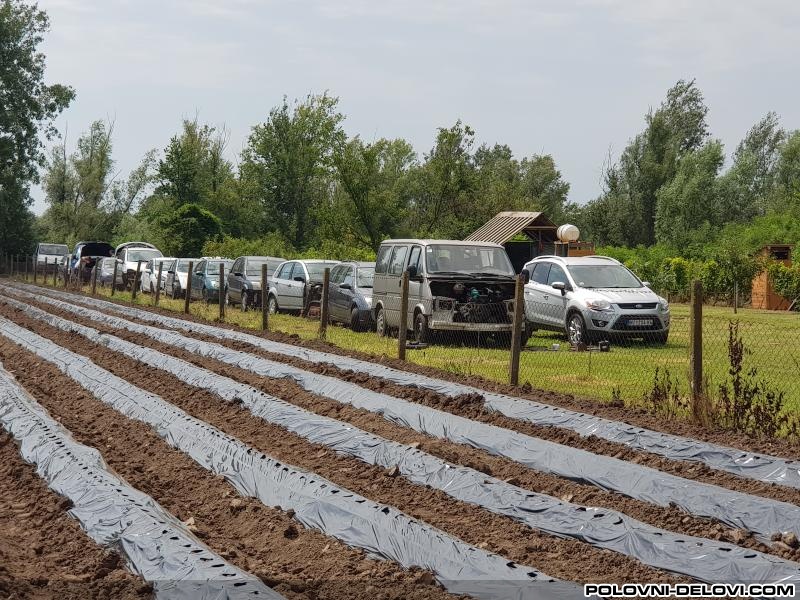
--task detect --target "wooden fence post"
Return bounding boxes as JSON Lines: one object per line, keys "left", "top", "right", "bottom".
{"left": 184, "top": 261, "right": 193, "bottom": 314}
{"left": 690, "top": 279, "right": 707, "bottom": 424}
{"left": 319, "top": 267, "right": 330, "bottom": 339}
{"left": 24, "top": 255, "right": 29, "bottom": 282}
{"left": 43, "top": 257, "right": 48, "bottom": 286}
{"left": 219, "top": 263, "right": 225, "bottom": 321}
{"left": 33, "top": 255, "right": 38, "bottom": 283}
{"left": 261, "top": 263, "right": 268, "bottom": 331}
{"left": 398, "top": 270, "right": 410, "bottom": 360}
{"left": 91, "top": 264, "right": 98, "bottom": 295}
{"left": 733, "top": 281, "right": 738, "bottom": 315}
{"left": 509, "top": 274, "right": 525, "bottom": 385}
{"left": 131, "top": 260, "right": 142, "bottom": 302}
{"left": 111, "top": 259, "right": 118, "bottom": 296}
{"left": 154, "top": 262, "right": 163, "bottom": 306}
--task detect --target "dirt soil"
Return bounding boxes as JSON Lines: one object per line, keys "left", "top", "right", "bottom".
{"left": 54, "top": 287, "right": 800, "bottom": 459}
{"left": 0, "top": 304, "right": 692, "bottom": 583}
{"left": 0, "top": 432, "right": 151, "bottom": 600}
{"left": 16, "top": 295, "right": 800, "bottom": 513}
{"left": 0, "top": 343, "right": 458, "bottom": 600}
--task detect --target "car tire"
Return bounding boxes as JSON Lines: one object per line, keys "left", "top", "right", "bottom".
{"left": 172, "top": 285, "right": 181, "bottom": 300}
{"left": 413, "top": 311, "right": 429, "bottom": 344}
{"left": 376, "top": 307, "right": 388, "bottom": 337}
{"left": 350, "top": 307, "right": 363, "bottom": 331}
{"left": 267, "top": 295, "right": 279, "bottom": 315}
{"left": 520, "top": 325, "right": 531, "bottom": 348}
{"left": 241, "top": 292, "right": 249, "bottom": 312}
{"left": 653, "top": 331, "right": 669, "bottom": 345}
{"left": 567, "top": 312, "right": 590, "bottom": 346}
{"left": 202, "top": 288, "right": 210, "bottom": 304}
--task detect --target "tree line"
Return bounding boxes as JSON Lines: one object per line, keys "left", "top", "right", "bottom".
{"left": 3, "top": 0, "right": 800, "bottom": 302}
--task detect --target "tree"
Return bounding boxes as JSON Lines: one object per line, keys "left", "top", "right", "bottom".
{"left": 240, "top": 94, "right": 345, "bottom": 249}
{"left": 332, "top": 137, "right": 416, "bottom": 251}
{"left": 156, "top": 203, "right": 222, "bottom": 257}
{"left": 0, "top": 0, "right": 74, "bottom": 253}
{"left": 519, "top": 154, "right": 571, "bottom": 223}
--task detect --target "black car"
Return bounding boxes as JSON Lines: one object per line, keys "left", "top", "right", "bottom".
{"left": 67, "top": 241, "right": 115, "bottom": 282}
{"left": 226, "top": 255, "right": 285, "bottom": 311}
{"left": 327, "top": 261, "right": 375, "bottom": 331}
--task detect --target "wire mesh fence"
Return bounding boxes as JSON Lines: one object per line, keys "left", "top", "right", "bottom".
{"left": 5, "top": 258, "right": 798, "bottom": 437}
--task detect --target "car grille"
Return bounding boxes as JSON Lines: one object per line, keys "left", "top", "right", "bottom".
{"left": 612, "top": 315, "right": 663, "bottom": 331}
{"left": 616, "top": 302, "right": 657, "bottom": 310}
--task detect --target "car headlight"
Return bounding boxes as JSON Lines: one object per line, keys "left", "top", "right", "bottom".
{"left": 585, "top": 298, "right": 612, "bottom": 311}
{"left": 363, "top": 296, "right": 372, "bottom": 307}
{"left": 210, "top": 280, "right": 219, "bottom": 288}
{"left": 659, "top": 299, "right": 670, "bottom": 312}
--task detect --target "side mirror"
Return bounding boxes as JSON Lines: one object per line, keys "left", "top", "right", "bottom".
{"left": 521, "top": 269, "right": 531, "bottom": 284}
{"left": 339, "top": 282, "right": 352, "bottom": 290}
{"left": 551, "top": 281, "right": 567, "bottom": 295}
{"left": 642, "top": 281, "right": 651, "bottom": 287}
{"left": 406, "top": 264, "right": 418, "bottom": 279}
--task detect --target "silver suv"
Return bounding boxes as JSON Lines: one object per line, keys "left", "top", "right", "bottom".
{"left": 522, "top": 256, "right": 670, "bottom": 345}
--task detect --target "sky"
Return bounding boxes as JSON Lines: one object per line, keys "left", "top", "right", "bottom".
{"left": 32, "top": 0, "right": 800, "bottom": 215}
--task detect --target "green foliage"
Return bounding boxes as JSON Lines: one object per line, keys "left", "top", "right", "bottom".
{"left": 156, "top": 203, "right": 222, "bottom": 257}
{"left": 767, "top": 262, "right": 800, "bottom": 304}
{"left": 1, "top": 0, "right": 74, "bottom": 254}
{"left": 201, "top": 233, "right": 294, "bottom": 261}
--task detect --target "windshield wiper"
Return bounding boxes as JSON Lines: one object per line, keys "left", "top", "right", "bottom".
{"left": 430, "top": 271, "right": 476, "bottom": 278}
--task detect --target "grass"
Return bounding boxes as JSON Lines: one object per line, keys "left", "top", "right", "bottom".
{"left": 24, "top": 275, "right": 800, "bottom": 413}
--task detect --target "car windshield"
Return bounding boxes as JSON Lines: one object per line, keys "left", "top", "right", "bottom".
{"left": 356, "top": 267, "right": 374, "bottom": 288}
{"left": 426, "top": 245, "right": 514, "bottom": 276}
{"left": 306, "top": 263, "right": 337, "bottom": 279}
{"left": 206, "top": 260, "right": 233, "bottom": 275}
{"left": 128, "top": 248, "right": 161, "bottom": 262}
{"left": 39, "top": 244, "right": 68, "bottom": 255}
{"left": 568, "top": 265, "right": 642, "bottom": 289}
{"left": 246, "top": 260, "right": 270, "bottom": 276}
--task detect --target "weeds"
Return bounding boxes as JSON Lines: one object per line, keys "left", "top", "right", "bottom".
{"left": 642, "top": 367, "right": 688, "bottom": 418}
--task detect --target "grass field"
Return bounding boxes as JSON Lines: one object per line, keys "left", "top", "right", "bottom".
{"left": 31, "top": 277, "right": 800, "bottom": 412}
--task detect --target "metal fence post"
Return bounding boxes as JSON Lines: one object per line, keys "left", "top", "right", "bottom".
{"left": 509, "top": 274, "right": 525, "bottom": 385}
{"left": 261, "top": 263, "right": 268, "bottom": 331}
{"left": 184, "top": 261, "right": 193, "bottom": 314}
{"left": 690, "top": 279, "right": 707, "bottom": 424}
{"left": 91, "top": 264, "right": 98, "bottom": 295}
{"left": 219, "top": 263, "right": 225, "bottom": 321}
{"left": 154, "top": 261, "right": 163, "bottom": 306}
{"left": 319, "top": 268, "right": 330, "bottom": 339}
{"left": 398, "top": 270, "right": 410, "bottom": 360}
{"left": 111, "top": 259, "right": 118, "bottom": 296}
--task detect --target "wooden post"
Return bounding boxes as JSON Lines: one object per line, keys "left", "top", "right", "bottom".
{"left": 690, "top": 279, "right": 706, "bottom": 423}
{"left": 184, "top": 261, "right": 193, "bottom": 314}
{"left": 733, "top": 281, "right": 738, "bottom": 315}
{"left": 398, "top": 270, "right": 410, "bottom": 360}
{"left": 154, "top": 261, "right": 163, "bottom": 306}
{"left": 43, "top": 257, "right": 48, "bottom": 286}
{"left": 319, "top": 267, "right": 330, "bottom": 339}
{"left": 111, "top": 259, "right": 118, "bottom": 296}
{"left": 261, "top": 263, "right": 268, "bottom": 331}
{"left": 33, "top": 255, "right": 38, "bottom": 283}
{"left": 63, "top": 260, "right": 69, "bottom": 289}
{"left": 131, "top": 260, "right": 142, "bottom": 302}
{"left": 24, "top": 255, "right": 29, "bottom": 282}
{"left": 11, "top": 254, "right": 15, "bottom": 278}
{"left": 91, "top": 264, "right": 98, "bottom": 295}
{"left": 509, "top": 274, "right": 525, "bottom": 385}
{"left": 219, "top": 263, "right": 225, "bottom": 321}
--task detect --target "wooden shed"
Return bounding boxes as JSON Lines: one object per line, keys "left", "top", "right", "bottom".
{"left": 751, "top": 244, "right": 793, "bottom": 310}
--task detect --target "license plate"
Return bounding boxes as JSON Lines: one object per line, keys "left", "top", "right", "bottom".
{"left": 628, "top": 318, "right": 653, "bottom": 327}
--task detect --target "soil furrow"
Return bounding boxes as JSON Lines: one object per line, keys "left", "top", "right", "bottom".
{"left": 0, "top": 431, "right": 151, "bottom": 600}
{"left": 0, "top": 339, "right": 459, "bottom": 600}
{"left": 0, "top": 302, "right": 690, "bottom": 583}
{"left": 8, "top": 297, "right": 797, "bottom": 561}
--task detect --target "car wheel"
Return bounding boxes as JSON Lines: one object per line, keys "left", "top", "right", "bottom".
{"left": 376, "top": 307, "right": 388, "bottom": 337}
{"left": 350, "top": 307, "right": 363, "bottom": 331}
{"left": 520, "top": 324, "right": 531, "bottom": 348}
{"left": 653, "top": 331, "right": 669, "bottom": 345}
{"left": 567, "top": 313, "right": 589, "bottom": 346}
{"left": 241, "top": 292, "right": 249, "bottom": 312}
{"left": 171, "top": 285, "right": 180, "bottom": 300}
{"left": 202, "top": 288, "right": 209, "bottom": 304}
{"left": 150, "top": 283, "right": 155, "bottom": 294}
{"left": 413, "top": 311, "right": 429, "bottom": 344}
{"left": 267, "top": 295, "right": 278, "bottom": 314}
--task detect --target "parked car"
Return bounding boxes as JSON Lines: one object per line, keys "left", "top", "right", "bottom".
{"left": 266, "top": 259, "right": 340, "bottom": 314}
{"left": 67, "top": 241, "right": 115, "bottom": 282}
{"left": 189, "top": 258, "right": 234, "bottom": 303}
{"left": 34, "top": 243, "right": 69, "bottom": 267}
{"left": 327, "top": 262, "right": 375, "bottom": 331}
{"left": 115, "top": 242, "right": 163, "bottom": 289}
{"left": 521, "top": 255, "right": 670, "bottom": 345}
{"left": 97, "top": 257, "right": 125, "bottom": 288}
{"left": 372, "top": 239, "right": 521, "bottom": 344}
{"left": 226, "top": 256, "right": 285, "bottom": 311}
{"left": 139, "top": 257, "right": 176, "bottom": 294}
{"left": 165, "top": 258, "right": 194, "bottom": 299}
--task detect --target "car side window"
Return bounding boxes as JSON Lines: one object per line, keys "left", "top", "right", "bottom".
{"left": 232, "top": 258, "right": 242, "bottom": 274}
{"left": 547, "top": 264, "right": 568, "bottom": 286}
{"left": 388, "top": 246, "right": 408, "bottom": 276}
{"left": 531, "top": 263, "right": 550, "bottom": 285}
{"left": 196, "top": 260, "right": 206, "bottom": 274}
{"left": 342, "top": 268, "right": 354, "bottom": 287}
{"left": 375, "top": 246, "right": 392, "bottom": 274}
{"left": 275, "top": 263, "right": 288, "bottom": 279}
{"left": 408, "top": 246, "right": 422, "bottom": 274}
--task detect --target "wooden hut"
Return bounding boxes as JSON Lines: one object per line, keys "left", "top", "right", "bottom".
{"left": 751, "top": 244, "right": 793, "bottom": 310}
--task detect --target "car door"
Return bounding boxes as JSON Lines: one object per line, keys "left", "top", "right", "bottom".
{"left": 406, "top": 245, "right": 423, "bottom": 319}
{"left": 385, "top": 245, "right": 409, "bottom": 327}
{"left": 285, "top": 262, "right": 307, "bottom": 310}
{"left": 543, "top": 263, "right": 570, "bottom": 327}
{"left": 191, "top": 261, "right": 206, "bottom": 299}
{"left": 229, "top": 258, "right": 244, "bottom": 302}
{"left": 524, "top": 262, "right": 551, "bottom": 327}
{"left": 336, "top": 266, "right": 356, "bottom": 321}
{"left": 327, "top": 266, "right": 343, "bottom": 321}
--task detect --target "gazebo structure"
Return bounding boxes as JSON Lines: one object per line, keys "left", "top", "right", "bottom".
{"left": 752, "top": 244, "right": 793, "bottom": 310}
{"left": 466, "top": 211, "right": 594, "bottom": 272}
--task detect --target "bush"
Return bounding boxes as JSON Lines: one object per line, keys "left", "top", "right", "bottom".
{"left": 767, "top": 261, "right": 800, "bottom": 305}
{"left": 202, "top": 233, "right": 294, "bottom": 260}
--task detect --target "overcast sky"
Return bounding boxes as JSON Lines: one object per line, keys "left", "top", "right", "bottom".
{"left": 32, "top": 0, "right": 800, "bottom": 214}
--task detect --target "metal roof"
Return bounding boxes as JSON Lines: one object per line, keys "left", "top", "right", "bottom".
{"left": 465, "top": 211, "right": 557, "bottom": 244}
